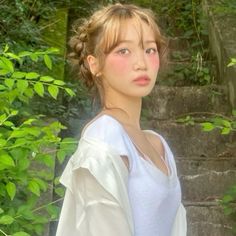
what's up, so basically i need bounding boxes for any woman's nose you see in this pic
[133,51,147,71]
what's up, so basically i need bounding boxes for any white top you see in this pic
[82,114,182,236]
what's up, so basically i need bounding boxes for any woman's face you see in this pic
[90,19,160,99]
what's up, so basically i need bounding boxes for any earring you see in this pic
[95,72,102,77]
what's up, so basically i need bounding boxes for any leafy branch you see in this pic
[0,45,77,236]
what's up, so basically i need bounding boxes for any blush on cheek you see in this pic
[150,55,160,69]
[106,55,129,73]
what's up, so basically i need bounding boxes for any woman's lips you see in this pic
[133,76,151,85]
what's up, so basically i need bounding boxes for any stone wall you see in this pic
[202,0,236,109]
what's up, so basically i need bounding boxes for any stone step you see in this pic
[176,158,236,175]
[142,121,236,157]
[143,85,231,120]
[178,159,236,202]
[185,202,235,236]
[180,168,236,202]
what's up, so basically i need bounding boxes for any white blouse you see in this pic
[56,114,187,236]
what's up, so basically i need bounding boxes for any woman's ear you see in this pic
[87,55,100,76]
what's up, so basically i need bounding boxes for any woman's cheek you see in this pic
[106,55,129,73]
[150,55,160,70]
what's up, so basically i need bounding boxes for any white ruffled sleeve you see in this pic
[56,137,134,236]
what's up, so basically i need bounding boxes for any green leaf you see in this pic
[48,85,59,99]
[10,110,18,116]
[34,82,44,97]
[54,176,60,185]
[18,51,32,57]
[46,204,60,220]
[24,87,34,98]
[0,153,15,169]
[45,47,59,54]
[0,215,14,225]
[0,113,7,124]
[12,232,31,236]
[0,57,14,72]
[14,138,28,146]
[0,208,4,214]
[55,187,65,197]
[221,127,231,135]
[0,69,9,75]
[0,84,6,90]
[10,129,26,138]
[53,80,65,86]
[5,52,21,61]
[3,121,14,127]
[33,178,47,192]
[17,205,34,220]
[6,182,16,200]
[36,154,54,168]
[25,127,41,137]
[57,150,66,164]
[22,118,37,125]
[227,58,236,67]
[25,72,40,80]
[65,88,75,97]
[201,122,214,132]
[12,71,26,79]
[18,156,30,171]
[40,76,54,82]
[29,53,38,62]
[28,180,40,196]
[4,78,15,89]
[222,120,231,128]
[17,80,29,92]
[4,44,9,53]
[44,54,52,70]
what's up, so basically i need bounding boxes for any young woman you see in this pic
[56,3,187,236]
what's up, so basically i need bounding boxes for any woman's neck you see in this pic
[102,95,142,130]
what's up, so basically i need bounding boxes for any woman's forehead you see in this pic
[117,20,156,42]
[102,18,157,53]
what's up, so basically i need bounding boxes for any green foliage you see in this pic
[220,184,236,233]
[0,0,71,50]
[176,57,236,233]
[176,115,195,126]
[176,109,236,134]
[228,58,236,67]
[177,109,236,232]
[213,0,236,15]
[168,52,213,86]
[200,111,236,134]
[0,0,108,51]
[0,45,77,236]
[126,0,213,85]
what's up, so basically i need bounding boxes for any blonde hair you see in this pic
[68,3,167,109]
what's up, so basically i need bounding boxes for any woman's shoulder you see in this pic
[80,113,131,157]
[80,113,127,144]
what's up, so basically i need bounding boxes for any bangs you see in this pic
[97,11,163,55]
[93,4,167,66]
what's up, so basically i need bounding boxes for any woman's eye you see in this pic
[146,48,157,54]
[117,48,130,55]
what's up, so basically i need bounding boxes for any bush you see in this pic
[0,45,77,236]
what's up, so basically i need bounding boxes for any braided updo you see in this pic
[68,3,167,107]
